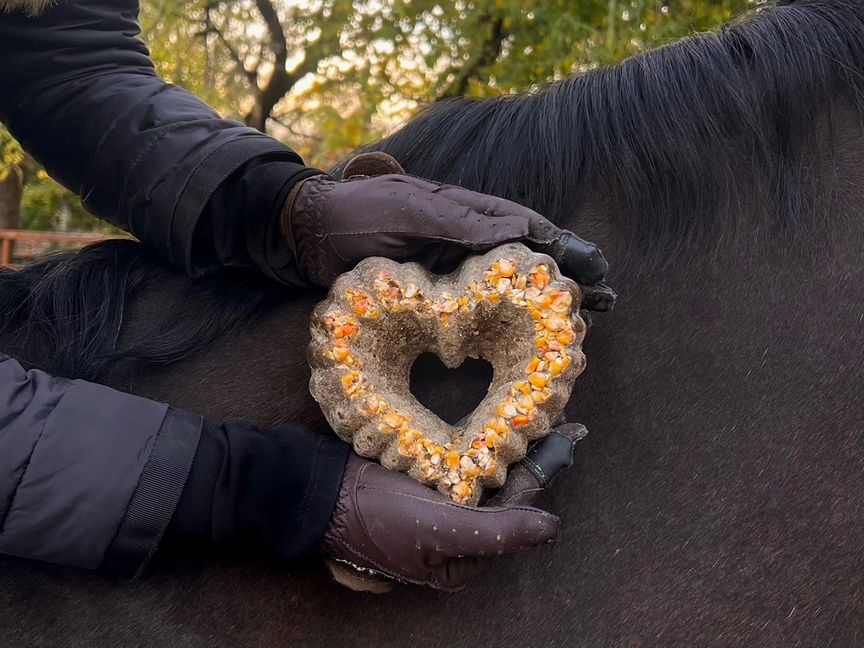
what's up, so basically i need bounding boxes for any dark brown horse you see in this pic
[2,1,864,645]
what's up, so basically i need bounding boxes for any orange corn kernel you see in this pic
[528,372,550,389]
[333,346,351,363]
[384,412,406,429]
[452,481,472,499]
[517,393,535,411]
[544,314,567,332]
[557,329,576,346]
[445,451,461,470]
[514,381,532,395]
[550,357,567,375]
[530,269,549,289]
[497,259,515,277]
[531,389,551,404]
[550,290,573,313]
[512,414,530,427]
[341,372,360,389]
[497,400,518,418]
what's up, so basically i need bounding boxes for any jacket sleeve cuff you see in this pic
[278,429,351,557]
[101,408,203,579]
[226,423,351,559]
[167,135,311,276]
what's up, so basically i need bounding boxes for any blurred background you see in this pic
[0,0,755,259]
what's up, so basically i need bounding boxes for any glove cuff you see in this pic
[281,173,336,287]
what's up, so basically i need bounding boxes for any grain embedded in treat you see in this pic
[308,243,587,504]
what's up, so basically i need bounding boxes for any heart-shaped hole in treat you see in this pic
[308,243,587,504]
[410,353,493,425]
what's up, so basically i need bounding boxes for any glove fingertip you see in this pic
[509,508,561,548]
[580,282,617,312]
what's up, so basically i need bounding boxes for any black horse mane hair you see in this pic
[0,241,291,379]
[349,0,864,252]
[1,0,862,380]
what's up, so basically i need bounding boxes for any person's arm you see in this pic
[0,352,350,576]
[168,420,570,592]
[0,352,199,574]
[0,352,564,586]
[0,0,615,309]
[0,0,317,283]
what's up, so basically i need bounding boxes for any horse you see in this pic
[1,0,863,645]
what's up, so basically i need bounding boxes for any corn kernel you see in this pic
[517,394,534,411]
[497,259,515,277]
[550,291,573,313]
[557,329,576,346]
[530,271,549,289]
[545,315,567,332]
[531,389,551,404]
[384,412,405,429]
[453,481,472,500]
[514,381,531,395]
[529,372,550,388]
[498,401,518,418]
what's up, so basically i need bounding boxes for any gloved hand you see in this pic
[320,453,558,591]
[281,152,615,311]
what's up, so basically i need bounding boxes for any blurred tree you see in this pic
[1,0,752,232]
[0,126,25,230]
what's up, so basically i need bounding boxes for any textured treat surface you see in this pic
[308,243,586,504]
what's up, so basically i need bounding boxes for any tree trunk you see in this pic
[0,167,23,230]
[0,166,23,264]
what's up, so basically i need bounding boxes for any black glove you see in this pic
[321,421,587,592]
[320,452,559,592]
[281,152,616,311]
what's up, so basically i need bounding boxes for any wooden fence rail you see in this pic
[0,229,124,266]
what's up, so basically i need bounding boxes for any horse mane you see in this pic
[0,241,287,380]
[2,0,863,380]
[345,0,864,254]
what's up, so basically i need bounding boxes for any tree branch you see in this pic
[438,14,507,100]
[245,0,293,130]
[211,24,258,86]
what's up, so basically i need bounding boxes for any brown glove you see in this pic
[282,152,615,311]
[320,451,563,592]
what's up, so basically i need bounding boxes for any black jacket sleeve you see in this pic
[0,0,320,284]
[0,352,200,576]
[165,420,350,561]
[0,353,349,576]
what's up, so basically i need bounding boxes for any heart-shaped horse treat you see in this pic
[308,243,587,504]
